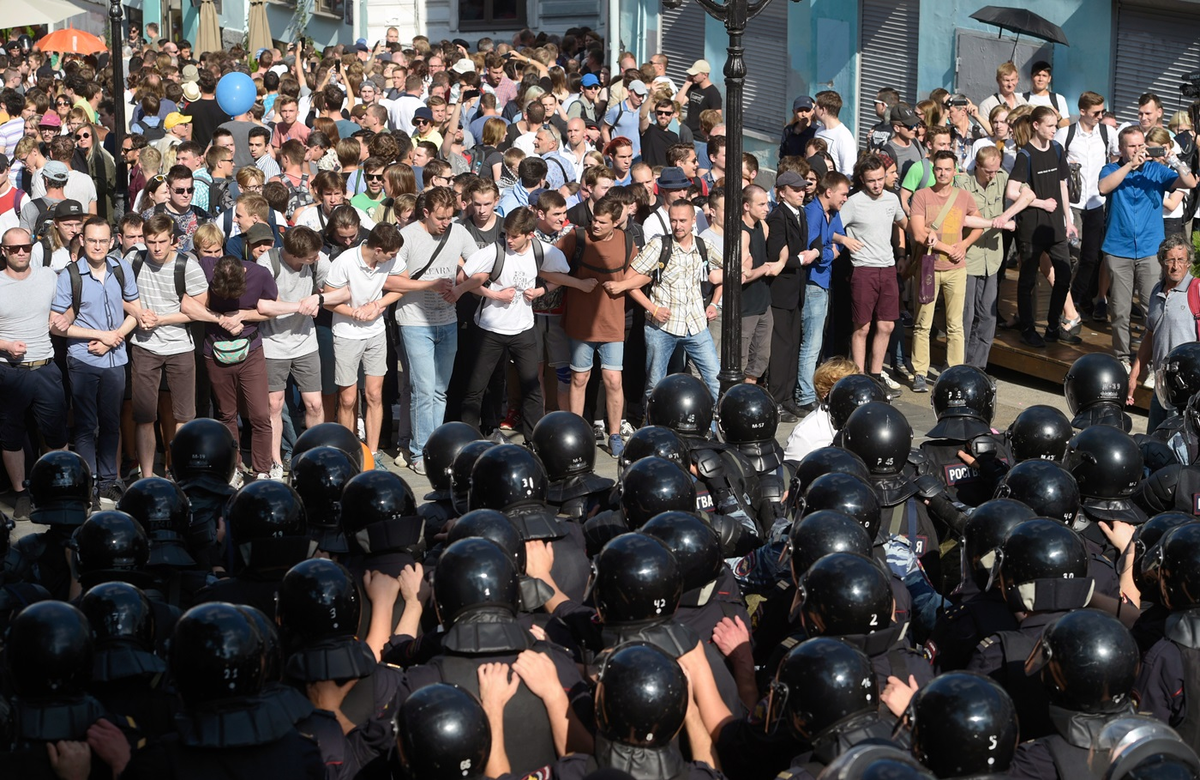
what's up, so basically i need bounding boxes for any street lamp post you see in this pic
[109,0,128,215]
[663,0,782,393]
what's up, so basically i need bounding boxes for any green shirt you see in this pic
[955,170,1009,277]
[350,192,385,212]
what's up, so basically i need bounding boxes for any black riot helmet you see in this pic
[592,532,682,625]
[908,672,1019,779]
[289,446,358,554]
[73,510,150,578]
[292,422,365,471]
[423,422,481,495]
[641,511,723,593]
[1031,610,1140,713]
[1156,342,1200,410]
[1089,716,1200,780]
[994,459,1081,526]
[1156,523,1200,611]
[620,457,697,527]
[998,519,1089,590]
[168,418,239,487]
[821,745,937,780]
[620,425,691,474]
[1063,425,1144,502]
[1132,513,1194,597]
[531,411,597,479]
[1007,404,1074,463]
[116,477,194,566]
[468,444,549,511]
[963,499,1037,591]
[595,642,688,748]
[276,558,363,648]
[237,606,284,683]
[802,473,882,539]
[434,538,521,623]
[840,402,913,477]
[396,684,492,780]
[170,603,265,708]
[788,510,873,586]
[769,637,877,741]
[792,447,872,494]
[448,508,527,573]
[646,373,714,437]
[931,365,996,423]
[450,440,496,514]
[1064,353,1128,415]
[799,552,893,638]
[79,581,156,651]
[338,469,420,554]
[27,450,93,526]
[226,480,308,542]
[826,375,889,431]
[718,383,778,444]
[6,601,93,700]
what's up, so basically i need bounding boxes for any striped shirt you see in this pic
[631,234,721,337]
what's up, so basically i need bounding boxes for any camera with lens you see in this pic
[1180,71,1200,99]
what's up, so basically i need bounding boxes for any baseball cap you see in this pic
[775,171,807,190]
[356,38,367,48]
[413,106,434,122]
[890,104,920,128]
[43,161,70,183]
[806,154,829,178]
[685,59,711,76]
[628,80,648,97]
[164,112,192,130]
[450,58,475,75]
[657,167,691,190]
[39,111,61,129]
[53,200,84,220]
[181,64,200,83]
[355,41,369,53]
[245,223,274,246]
[792,95,814,112]
[581,73,600,88]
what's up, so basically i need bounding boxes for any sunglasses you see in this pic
[3,244,32,253]
[365,173,385,181]
[75,132,91,140]
[172,187,194,194]
[56,101,70,107]
[413,119,430,125]
[655,110,673,116]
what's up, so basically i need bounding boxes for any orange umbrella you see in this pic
[36,27,107,55]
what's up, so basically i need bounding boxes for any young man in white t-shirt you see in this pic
[385,187,478,474]
[1024,60,1071,128]
[813,90,857,176]
[322,223,413,466]
[455,206,570,441]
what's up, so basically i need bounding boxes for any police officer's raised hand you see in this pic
[477,663,519,715]
[513,650,564,703]
[881,674,920,718]
[398,563,424,604]
[362,569,402,604]
[47,740,91,780]
[86,719,130,776]
[711,615,750,659]
[524,539,554,581]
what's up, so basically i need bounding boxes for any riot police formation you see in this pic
[8,348,1200,780]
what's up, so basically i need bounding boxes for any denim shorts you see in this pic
[569,338,624,372]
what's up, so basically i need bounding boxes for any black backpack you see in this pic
[65,259,129,317]
[650,231,708,290]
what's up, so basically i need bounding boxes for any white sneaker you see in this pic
[619,419,636,438]
[268,462,285,480]
[1121,359,1132,377]
[229,469,245,489]
[879,373,902,391]
[1144,373,1156,390]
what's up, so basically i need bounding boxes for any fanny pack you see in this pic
[213,337,250,365]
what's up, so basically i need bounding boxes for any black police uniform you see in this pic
[919,417,1012,509]
[926,586,1018,673]
[549,751,726,780]
[1133,463,1200,515]
[715,717,807,780]
[6,527,76,601]
[1133,610,1200,738]
[774,717,898,780]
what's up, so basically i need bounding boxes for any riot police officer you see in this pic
[395,684,493,780]
[826,375,890,434]
[585,456,698,557]
[820,744,936,780]
[449,439,497,516]
[967,519,1094,740]
[1150,342,1200,450]
[1006,405,1073,463]
[1009,610,1140,779]
[117,476,214,608]
[419,421,482,532]
[0,510,50,634]
[195,480,312,615]
[1064,353,1133,431]
[168,418,239,571]
[531,411,614,521]
[292,421,366,470]
[289,446,358,556]
[906,672,1019,779]
[1087,716,1200,779]
[919,366,1011,508]
[1063,425,1147,530]
[1127,512,1193,653]
[7,450,92,600]
[719,384,789,528]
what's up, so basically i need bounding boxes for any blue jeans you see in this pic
[68,358,125,487]
[795,285,829,405]
[401,322,457,462]
[643,324,720,404]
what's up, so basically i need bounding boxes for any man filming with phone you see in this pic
[1098,126,1199,366]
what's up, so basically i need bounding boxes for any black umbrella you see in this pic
[971,5,1069,59]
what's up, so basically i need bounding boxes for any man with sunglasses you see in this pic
[142,164,209,254]
[0,227,68,520]
[566,73,602,124]
[640,100,680,169]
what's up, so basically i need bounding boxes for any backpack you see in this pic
[130,249,189,300]
[568,225,633,275]
[265,247,320,296]
[1016,141,1069,204]
[28,197,53,243]
[280,173,314,220]
[1062,122,1111,204]
[650,232,708,291]
[207,178,234,215]
[66,259,129,317]
[486,238,545,286]
[468,144,495,177]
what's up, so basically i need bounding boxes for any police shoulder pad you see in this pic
[976,635,997,652]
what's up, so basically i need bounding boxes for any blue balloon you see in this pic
[216,72,256,116]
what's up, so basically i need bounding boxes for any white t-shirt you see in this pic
[395,222,478,328]
[33,170,97,212]
[256,250,331,359]
[1024,91,1071,121]
[816,121,857,175]
[29,243,72,273]
[324,244,402,340]
[838,190,905,268]
[462,240,569,335]
[783,406,836,462]
[642,204,709,241]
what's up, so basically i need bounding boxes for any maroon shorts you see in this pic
[850,265,900,325]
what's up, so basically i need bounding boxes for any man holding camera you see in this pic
[1099,126,1198,366]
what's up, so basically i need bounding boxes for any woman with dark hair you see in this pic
[193,245,280,480]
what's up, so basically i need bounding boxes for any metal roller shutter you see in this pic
[660,3,707,95]
[743,0,790,137]
[858,0,919,146]
[1112,3,1200,126]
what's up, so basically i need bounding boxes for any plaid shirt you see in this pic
[631,234,721,337]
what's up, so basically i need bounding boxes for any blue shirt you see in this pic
[496,185,533,217]
[803,198,842,289]
[1100,160,1179,259]
[603,100,643,157]
[50,257,138,368]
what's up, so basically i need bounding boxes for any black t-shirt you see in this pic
[741,221,770,316]
[640,124,679,168]
[1010,141,1068,244]
[686,84,723,140]
[187,98,229,150]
